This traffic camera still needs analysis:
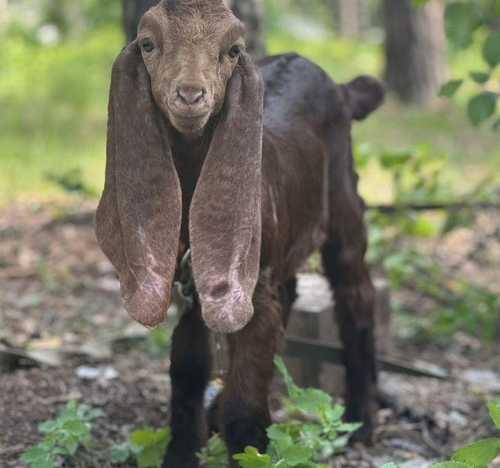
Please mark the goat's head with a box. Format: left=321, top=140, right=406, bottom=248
left=96, top=0, right=264, bottom=334
left=138, top=0, right=245, bottom=137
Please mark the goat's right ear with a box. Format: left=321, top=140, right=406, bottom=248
left=189, top=53, right=265, bottom=334
left=342, top=75, right=385, bottom=121
left=96, top=42, right=182, bottom=328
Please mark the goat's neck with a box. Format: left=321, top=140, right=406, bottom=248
left=169, top=118, right=216, bottom=257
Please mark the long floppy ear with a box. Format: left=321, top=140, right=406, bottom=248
left=96, top=42, right=182, bottom=328
left=189, top=53, right=265, bottom=334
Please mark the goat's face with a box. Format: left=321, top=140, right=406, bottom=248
left=138, top=1, right=245, bottom=137
left=97, top=0, right=264, bottom=331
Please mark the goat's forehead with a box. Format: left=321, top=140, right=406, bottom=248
left=171, top=13, right=239, bottom=40
left=161, top=0, right=229, bottom=14
left=142, top=5, right=242, bottom=45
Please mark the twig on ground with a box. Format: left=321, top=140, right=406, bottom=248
left=0, top=444, right=26, bottom=456
left=0, top=268, right=38, bottom=280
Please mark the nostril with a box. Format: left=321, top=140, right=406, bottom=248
left=210, top=282, right=230, bottom=300
left=177, top=86, right=206, bottom=106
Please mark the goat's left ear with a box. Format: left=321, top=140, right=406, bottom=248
left=189, top=53, right=265, bottom=334
left=342, top=75, right=385, bottom=121
left=96, top=42, right=182, bottom=329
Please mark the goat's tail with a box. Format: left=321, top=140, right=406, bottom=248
left=341, top=75, right=385, bottom=122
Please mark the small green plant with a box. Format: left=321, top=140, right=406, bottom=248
left=356, top=144, right=500, bottom=342
left=198, top=434, right=230, bottom=468
left=430, top=398, right=500, bottom=468
left=199, top=356, right=360, bottom=468
left=110, top=427, right=171, bottom=468
left=368, top=401, right=499, bottom=468
left=146, top=326, right=173, bottom=358
left=115, top=357, right=358, bottom=468
left=21, top=401, right=104, bottom=468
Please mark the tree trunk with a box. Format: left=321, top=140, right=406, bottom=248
left=383, top=0, right=446, bottom=105
left=122, top=0, right=266, bottom=58
left=224, top=0, right=267, bottom=58
left=337, top=0, right=361, bottom=38
left=0, top=0, right=8, bottom=31
left=122, top=0, right=159, bottom=43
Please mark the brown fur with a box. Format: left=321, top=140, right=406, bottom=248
left=95, top=1, right=385, bottom=466
left=98, top=1, right=263, bottom=333
left=139, top=1, right=245, bottom=136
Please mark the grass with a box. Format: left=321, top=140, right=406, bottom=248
left=268, top=31, right=500, bottom=202
left=0, top=26, right=118, bottom=205
left=0, top=26, right=498, bottom=206
left=1, top=131, right=106, bottom=204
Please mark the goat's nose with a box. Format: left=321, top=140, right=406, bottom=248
left=177, top=86, right=206, bottom=106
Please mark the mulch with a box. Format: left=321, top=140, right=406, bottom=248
left=1, top=201, right=499, bottom=467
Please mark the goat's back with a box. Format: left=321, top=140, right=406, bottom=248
left=258, top=54, right=339, bottom=280
left=259, top=53, right=339, bottom=135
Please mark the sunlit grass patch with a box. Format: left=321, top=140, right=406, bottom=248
left=0, top=26, right=498, bottom=206
left=0, top=27, right=119, bottom=205
left=0, top=132, right=105, bottom=205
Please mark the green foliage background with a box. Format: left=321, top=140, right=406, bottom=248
left=1, top=0, right=499, bottom=340
left=1, top=0, right=499, bottom=203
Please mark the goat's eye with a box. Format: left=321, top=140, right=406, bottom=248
left=228, top=45, right=241, bottom=59
left=141, top=39, right=155, bottom=53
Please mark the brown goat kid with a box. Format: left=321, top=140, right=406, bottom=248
left=96, top=1, right=385, bottom=466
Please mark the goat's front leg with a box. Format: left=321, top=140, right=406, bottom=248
left=163, top=301, right=211, bottom=468
left=220, top=277, right=284, bottom=467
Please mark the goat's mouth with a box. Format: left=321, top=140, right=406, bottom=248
left=168, top=110, right=211, bottom=135
left=171, top=110, right=209, bottom=120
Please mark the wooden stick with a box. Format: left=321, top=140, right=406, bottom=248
left=369, top=201, right=500, bottom=213
left=285, top=335, right=450, bottom=380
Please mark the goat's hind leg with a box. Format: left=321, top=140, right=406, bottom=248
left=322, top=194, right=377, bottom=443
left=163, top=301, right=211, bottom=468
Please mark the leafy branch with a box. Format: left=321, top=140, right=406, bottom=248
left=438, top=1, right=500, bottom=127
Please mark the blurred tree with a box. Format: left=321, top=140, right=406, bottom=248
left=228, top=0, right=266, bottom=58
left=82, top=0, right=121, bottom=30
left=334, top=0, right=361, bottom=38
left=383, top=0, right=446, bottom=105
left=122, top=0, right=266, bottom=57
left=0, top=0, right=8, bottom=30
left=42, top=0, right=71, bottom=35
left=123, top=0, right=159, bottom=43
left=32, top=0, right=121, bottom=37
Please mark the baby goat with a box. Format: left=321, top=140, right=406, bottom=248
left=96, top=1, right=384, bottom=466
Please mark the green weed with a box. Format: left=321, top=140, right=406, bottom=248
left=113, top=356, right=359, bottom=468
left=432, top=398, right=500, bottom=467
left=21, top=401, right=104, bottom=468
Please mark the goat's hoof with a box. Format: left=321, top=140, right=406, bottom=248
left=207, top=394, right=221, bottom=435
left=162, top=451, right=199, bottom=468
left=345, top=403, right=375, bottom=446
left=349, top=422, right=374, bottom=446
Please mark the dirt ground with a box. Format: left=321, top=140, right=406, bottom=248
left=0, top=202, right=499, bottom=467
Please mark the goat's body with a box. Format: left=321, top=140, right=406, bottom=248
left=165, top=54, right=378, bottom=466
left=174, top=53, right=335, bottom=280
left=97, top=6, right=382, bottom=460
left=260, top=53, right=334, bottom=280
